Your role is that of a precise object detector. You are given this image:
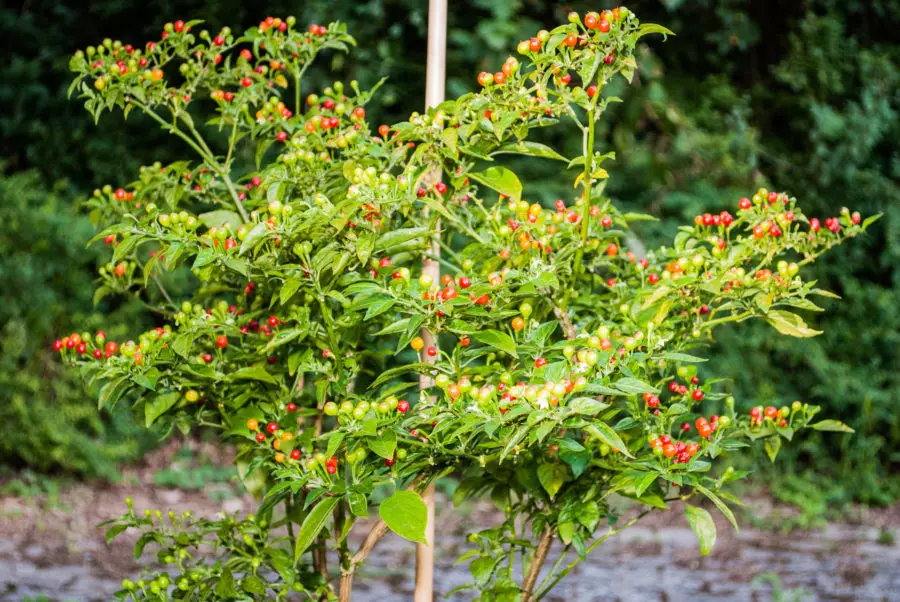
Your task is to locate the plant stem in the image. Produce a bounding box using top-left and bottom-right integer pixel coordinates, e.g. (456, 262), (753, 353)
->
(314, 535), (329, 600)
(339, 518), (390, 601)
(130, 101), (249, 222)
(184, 121), (250, 223)
(534, 509), (653, 600)
(701, 310), (753, 331)
(150, 273), (175, 307)
(338, 475), (430, 601)
(551, 300), (576, 340)
(136, 102), (212, 164)
(573, 104), (596, 276)
(535, 544), (571, 594)
(521, 525), (554, 602)
(294, 63), (310, 117)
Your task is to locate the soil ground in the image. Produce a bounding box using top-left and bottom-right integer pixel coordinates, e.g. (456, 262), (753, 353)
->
(2, 443), (899, 601)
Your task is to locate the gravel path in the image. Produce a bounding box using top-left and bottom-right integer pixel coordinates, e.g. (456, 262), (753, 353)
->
(2, 445), (898, 601)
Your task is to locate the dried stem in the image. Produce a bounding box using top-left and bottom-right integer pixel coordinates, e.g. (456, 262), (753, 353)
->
(552, 302), (576, 340)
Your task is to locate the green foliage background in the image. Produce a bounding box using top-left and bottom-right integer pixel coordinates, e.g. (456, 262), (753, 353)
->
(2, 0), (897, 503)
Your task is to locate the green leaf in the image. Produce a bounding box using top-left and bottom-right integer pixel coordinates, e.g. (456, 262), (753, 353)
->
(326, 431), (345, 458)
(112, 234), (144, 262)
(693, 484), (739, 533)
(764, 436), (781, 462)
(472, 329), (517, 356)
(192, 247), (216, 269)
(145, 391), (180, 427)
(364, 296), (396, 320)
(684, 504), (716, 555)
(171, 334), (193, 359)
(655, 352), (707, 363)
(241, 575), (267, 596)
(348, 492), (369, 518)
(558, 521), (575, 545)
(638, 23), (676, 39)
(613, 470), (659, 498)
(267, 549), (295, 585)
(622, 211), (659, 222)
(780, 298), (824, 312)
(585, 423), (634, 458)
(294, 497), (340, 562)
(215, 568), (237, 598)
(232, 364), (278, 385)
(280, 278), (303, 305)
(367, 429), (397, 459)
(810, 420), (855, 433)
(469, 167), (522, 202)
(379, 490), (428, 544)
(133, 368), (160, 391)
(375, 227), (429, 253)
(492, 141), (567, 162)
(470, 556), (496, 586)
(809, 288), (841, 299)
(105, 524), (128, 544)
(98, 377), (130, 410)
(566, 397), (609, 416)
(766, 310), (822, 338)
(199, 210), (242, 229)
(537, 463), (567, 499)
(239, 222), (269, 255)
(92, 286), (112, 305)
(861, 213), (882, 229)
(614, 377), (656, 395)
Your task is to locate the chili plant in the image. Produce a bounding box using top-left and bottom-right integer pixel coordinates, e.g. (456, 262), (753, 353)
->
(60, 7), (876, 601)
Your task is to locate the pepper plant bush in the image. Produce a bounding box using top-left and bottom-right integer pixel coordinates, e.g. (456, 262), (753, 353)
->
(61, 8), (876, 601)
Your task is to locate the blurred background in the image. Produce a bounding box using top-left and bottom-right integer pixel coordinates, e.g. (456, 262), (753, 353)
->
(1, 0), (898, 600)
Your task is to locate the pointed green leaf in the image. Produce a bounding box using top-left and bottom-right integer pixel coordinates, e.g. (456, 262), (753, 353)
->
(232, 364), (278, 385)
(469, 167), (522, 202)
(199, 210), (242, 229)
(348, 492), (369, 518)
(472, 329), (517, 356)
(537, 463), (567, 499)
(379, 490), (428, 544)
(492, 141), (567, 162)
(766, 310), (822, 338)
(810, 420), (854, 433)
(145, 391), (180, 427)
(367, 429), (397, 459)
(585, 423), (634, 458)
(685, 504), (716, 555)
(638, 23), (676, 39)
(693, 484), (739, 533)
(294, 497), (340, 562)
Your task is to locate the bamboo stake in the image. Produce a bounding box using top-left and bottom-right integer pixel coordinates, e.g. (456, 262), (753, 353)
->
(415, 1), (447, 600)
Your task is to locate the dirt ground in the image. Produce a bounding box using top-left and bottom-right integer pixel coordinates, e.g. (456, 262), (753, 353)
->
(1, 443), (899, 602)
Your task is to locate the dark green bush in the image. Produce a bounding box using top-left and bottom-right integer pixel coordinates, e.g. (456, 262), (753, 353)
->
(0, 169), (159, 479)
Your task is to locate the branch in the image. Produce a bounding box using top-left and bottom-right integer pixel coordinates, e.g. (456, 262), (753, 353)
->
(521, 525), (554, 602)
(551, 301), (576, 340)
(338, 475), (430, 601)
(338, 518), (388, 601)
(534, 508), (654, 600)
(150, 273), (175, 307)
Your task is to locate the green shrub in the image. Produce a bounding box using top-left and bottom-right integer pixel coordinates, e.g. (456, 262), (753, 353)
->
(0, 169), (159, 479)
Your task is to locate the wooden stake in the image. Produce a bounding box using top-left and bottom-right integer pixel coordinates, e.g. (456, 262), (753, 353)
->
(415, 1), (446, 601)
